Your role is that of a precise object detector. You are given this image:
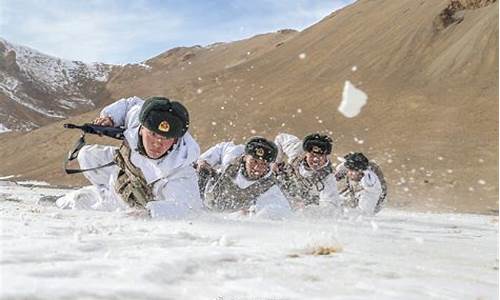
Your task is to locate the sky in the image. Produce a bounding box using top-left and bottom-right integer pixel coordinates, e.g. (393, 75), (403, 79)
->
(0, 0), (352, 64)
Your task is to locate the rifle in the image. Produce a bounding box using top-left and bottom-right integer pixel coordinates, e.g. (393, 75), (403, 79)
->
(63, 123), (125, 140)
(63, 123), (125, 174)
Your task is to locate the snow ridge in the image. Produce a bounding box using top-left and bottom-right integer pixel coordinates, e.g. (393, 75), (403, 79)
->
(1, 38), (110, 90)
(0, 38), (113, 130)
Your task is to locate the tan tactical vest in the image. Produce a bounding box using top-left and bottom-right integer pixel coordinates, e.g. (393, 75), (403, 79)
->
(275, 156), (333, 207)
(113, 143), (155, 209)
(204, 157), (276, 212)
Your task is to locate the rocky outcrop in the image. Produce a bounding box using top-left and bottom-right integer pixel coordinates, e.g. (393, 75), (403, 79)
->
(435, 0), (497, 30)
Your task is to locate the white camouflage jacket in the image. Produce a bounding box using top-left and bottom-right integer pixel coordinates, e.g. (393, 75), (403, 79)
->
(200, 141), (291, 218)
(335, 162), (383, 215)
(274, 133), (342, 207)
(100, 96), (203, 218)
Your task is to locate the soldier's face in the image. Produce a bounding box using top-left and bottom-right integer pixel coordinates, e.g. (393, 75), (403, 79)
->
(305, 152), (328, 170)
(140, 126), (176, 159)
(347, 169), (364, 182)
(244, 155), (270, 180)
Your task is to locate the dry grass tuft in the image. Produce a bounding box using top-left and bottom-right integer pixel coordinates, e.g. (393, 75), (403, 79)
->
(308, 246), (343, 256)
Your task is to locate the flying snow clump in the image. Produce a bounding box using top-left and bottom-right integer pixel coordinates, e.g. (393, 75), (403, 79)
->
(338, 81), (367, 118)
(354, 137), (364, 144)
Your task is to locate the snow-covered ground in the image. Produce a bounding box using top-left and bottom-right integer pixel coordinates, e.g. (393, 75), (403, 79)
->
(0, 181), (498, 300)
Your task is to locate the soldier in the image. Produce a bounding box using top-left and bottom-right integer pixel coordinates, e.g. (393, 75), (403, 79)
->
(195, 137), (291, 218)
(273, 133), (342, 210)
(335, 152), (387, 215)
(56, 96), (202, 218)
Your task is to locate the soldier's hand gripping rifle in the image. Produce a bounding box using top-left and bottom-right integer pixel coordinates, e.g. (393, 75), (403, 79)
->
(63, 123), (125, 174)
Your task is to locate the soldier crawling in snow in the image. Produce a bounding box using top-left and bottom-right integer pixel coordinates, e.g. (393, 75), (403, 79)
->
(272, 133), (342, 210)
(57, 96), (202, 218)
(195, 137), (291, 218)
(335, 152), (387, 215)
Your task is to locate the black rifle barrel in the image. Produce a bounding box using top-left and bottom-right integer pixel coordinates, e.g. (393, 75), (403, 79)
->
(63, 123), (125, 140)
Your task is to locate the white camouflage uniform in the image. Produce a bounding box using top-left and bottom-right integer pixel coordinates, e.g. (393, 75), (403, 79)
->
(335, 162), (384, 215)
(199, 142), (292, 219)
(274, 133), (342, 208)
(56, 96), (202, 219)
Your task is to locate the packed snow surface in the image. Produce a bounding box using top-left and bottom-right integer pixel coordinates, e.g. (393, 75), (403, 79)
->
(338, 81), (368, 118)
(0, 183), (498, 300)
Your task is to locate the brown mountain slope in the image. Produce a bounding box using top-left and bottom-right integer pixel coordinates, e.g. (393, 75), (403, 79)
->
(0, 29), (300, 185)
(105, 29), (298, 104)
(0, 0), (497, 214)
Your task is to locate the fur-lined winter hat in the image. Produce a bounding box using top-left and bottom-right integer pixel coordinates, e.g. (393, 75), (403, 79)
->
(344, 152), (369, 171)
(302, 133), (332, 155)
(245, 137), (278, 162)
(139, 96), (189, 138)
